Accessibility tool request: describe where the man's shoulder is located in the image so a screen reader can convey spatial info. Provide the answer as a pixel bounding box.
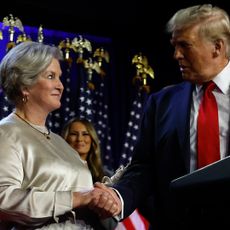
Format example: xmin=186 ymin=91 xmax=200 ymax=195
xmin=151 ymin=81 xmax=191 ymax=97
xmin=161 ymin=81 xmax=190 ymax=92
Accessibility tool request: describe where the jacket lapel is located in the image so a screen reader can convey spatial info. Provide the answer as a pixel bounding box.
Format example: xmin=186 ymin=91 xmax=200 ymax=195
xmin=175 ymin=82 xmax=193 ymax=171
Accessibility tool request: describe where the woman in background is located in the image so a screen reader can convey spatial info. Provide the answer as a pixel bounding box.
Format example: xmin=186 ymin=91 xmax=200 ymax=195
xmin=61 ymin=117 xmax=117 ymax=229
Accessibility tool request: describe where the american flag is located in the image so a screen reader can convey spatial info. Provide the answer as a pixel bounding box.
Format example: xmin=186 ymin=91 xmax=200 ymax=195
xmin=0 ymin=33 xmax=15 ymax=118
xmin=77 ymin=68 xmax=95 ymax=122
xmin=116 ymin=90 xmax=150 ymax=230
xmin=119 ymin=91 xmax=148 ymax=167
xmin=60 ymin=62 xmax=77 ymax=123
xmin=0 ymin=90 xmax=13 ymax=118
xmin=116 ymin=209 xmax=150 ymax=230
xmin=77 ymin=65 xmax=114 ymax=170
xmin=93 ymin=81 xmax=113 ymax=170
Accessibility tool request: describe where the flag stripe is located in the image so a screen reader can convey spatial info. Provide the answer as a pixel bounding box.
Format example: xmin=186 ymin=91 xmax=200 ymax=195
xmin=115 ymin=209 xmax=149 ymax=230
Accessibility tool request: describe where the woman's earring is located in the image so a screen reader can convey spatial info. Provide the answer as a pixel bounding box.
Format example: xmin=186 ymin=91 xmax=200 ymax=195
xmin=22 ymin=95 xmax=28 ymax=103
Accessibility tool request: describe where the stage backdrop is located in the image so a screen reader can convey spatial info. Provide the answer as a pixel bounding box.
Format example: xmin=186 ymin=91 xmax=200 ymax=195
xmin=0 ymin=20 xmax=154 ymax=172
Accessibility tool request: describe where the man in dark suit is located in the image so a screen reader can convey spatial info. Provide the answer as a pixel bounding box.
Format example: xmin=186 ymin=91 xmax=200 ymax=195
xmin=94 ymin=4 xmax=230 ymax=229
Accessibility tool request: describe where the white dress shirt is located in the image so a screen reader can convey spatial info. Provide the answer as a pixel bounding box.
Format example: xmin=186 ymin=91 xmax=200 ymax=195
xmin=190 ymin=61 xmax=230 ymax=172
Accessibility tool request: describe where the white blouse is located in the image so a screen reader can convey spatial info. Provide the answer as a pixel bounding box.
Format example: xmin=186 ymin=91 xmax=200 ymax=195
xmin=0 ymin=113 xmax=93 ymax=228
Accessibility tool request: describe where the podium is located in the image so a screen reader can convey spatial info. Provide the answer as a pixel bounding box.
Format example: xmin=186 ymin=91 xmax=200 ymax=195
xmin=170 ymin=156 xmax=230 ymax=228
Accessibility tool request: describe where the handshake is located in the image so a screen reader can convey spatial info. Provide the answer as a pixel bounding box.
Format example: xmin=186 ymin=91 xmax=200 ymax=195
xmin=73 ymin=164 xmax=129 ymax=219
xmin=89 ymin=182 xmax=122 ymax=219
xmin=90 ymin=164 xmax=130 ymax=218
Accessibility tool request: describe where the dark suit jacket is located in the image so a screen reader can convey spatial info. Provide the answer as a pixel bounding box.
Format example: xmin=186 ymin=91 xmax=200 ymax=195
xmin=113 ymin=81 xmax=192 ymax=227
xmin=114 ymin=81 xmax=228 ymax=229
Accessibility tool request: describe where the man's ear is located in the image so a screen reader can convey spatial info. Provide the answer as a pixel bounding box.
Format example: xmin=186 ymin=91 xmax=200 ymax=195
xmin=213 ymin=39 xmax=224 ymax=57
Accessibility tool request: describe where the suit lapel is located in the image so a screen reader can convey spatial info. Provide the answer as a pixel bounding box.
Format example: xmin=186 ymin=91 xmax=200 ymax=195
xmin=175 ymin=82 xmax=193 ymax=171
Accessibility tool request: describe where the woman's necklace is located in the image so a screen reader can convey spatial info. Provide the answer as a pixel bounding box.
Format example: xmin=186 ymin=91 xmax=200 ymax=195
xmin=14 ymin=113 xmax=51 ymax=140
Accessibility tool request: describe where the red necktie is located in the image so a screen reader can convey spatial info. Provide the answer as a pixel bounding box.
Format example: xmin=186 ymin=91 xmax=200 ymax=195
xmin=197 ymin=81 xmax=220 ymax=168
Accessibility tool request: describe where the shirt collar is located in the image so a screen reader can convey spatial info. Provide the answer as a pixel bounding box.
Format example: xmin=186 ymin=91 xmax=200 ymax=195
xmin=213 ymin=60 xmax=230 ymax=95
xmin=195 ymin=61 xmax=230 ymax=95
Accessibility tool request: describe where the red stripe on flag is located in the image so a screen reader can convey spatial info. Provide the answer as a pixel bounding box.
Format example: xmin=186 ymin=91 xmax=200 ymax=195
xmin=115 ymin=209 xmax=150 ymax=230
xmin=121 ymin=215 xmax=136 ymax=230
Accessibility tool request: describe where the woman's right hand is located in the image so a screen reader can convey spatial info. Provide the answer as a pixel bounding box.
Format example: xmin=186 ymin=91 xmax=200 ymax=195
xmin=72 ymin=185 xmax=121 ymax=218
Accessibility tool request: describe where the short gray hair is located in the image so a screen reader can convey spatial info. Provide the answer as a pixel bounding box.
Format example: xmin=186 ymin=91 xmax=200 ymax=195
xmin=0 ymin=41 xmax=63 ymax=104
xmin=166 ymin=4 xmax=230 ymax=57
